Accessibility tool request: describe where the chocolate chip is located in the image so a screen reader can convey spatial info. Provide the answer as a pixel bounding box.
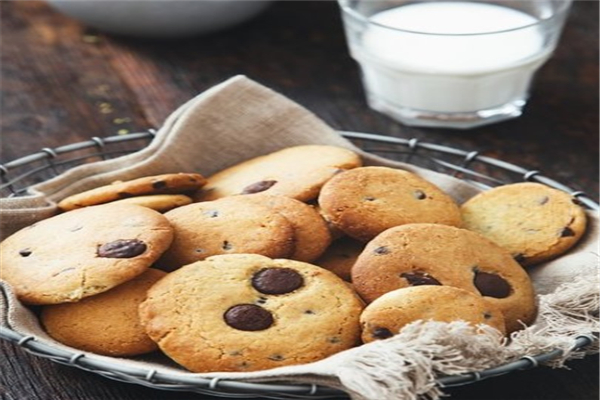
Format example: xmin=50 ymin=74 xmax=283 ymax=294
xmin=222 ymin=241 xmax=233 ymax=250
xmin=483 ymin=312 xmax=492 ymax=319
xmin=97 ymin=239 xmax=147 ymax=258
xmin=224 ymin=304 xmax=274 ymax=331
xmin=152 ymin=180 xmax=167 ymax=189
xmin=195 ymin=248 xmax=204 ymax=253
xmin=473 ymin=270 xmax=511 ymax=298
xmin=413 ymin=190 xmax=426 ymax=200
xmin=304 ymin=310 xmax=315 ymax=314
xmin=572 ymin=198 xmax=583 ymax=206
xmin=117 ymin=192 xmax=134 ymax=198
xmin=364 ymin=196 xmax=376 ymax=201
xmin=513 ymin=253 xmax=526 ymax=263
xmin=240 ymin=180 xmax=277 ymax=194
xmin=256 ymin=297 xmax=268 ymax=305
xmin=372 ymin=327 xmax=393 ymax=339
xmin=19 ymin=249 xmax=32 ymax=257
xmin=401 ymin=271 xmax=441 ymax=286
xmin=538 ymin=196 xmax=549 ymax=205
xmin=560 ymin=227 xmax=575 ymax=237
xmin=252 ymin=268 xmax=304 ymax=295
xmin=373 ymin=246 xmax=390 ymax=255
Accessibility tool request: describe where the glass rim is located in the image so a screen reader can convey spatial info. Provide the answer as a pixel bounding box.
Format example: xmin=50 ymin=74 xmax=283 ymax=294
xmin=337 ymin=0 xmax=573 ymax=37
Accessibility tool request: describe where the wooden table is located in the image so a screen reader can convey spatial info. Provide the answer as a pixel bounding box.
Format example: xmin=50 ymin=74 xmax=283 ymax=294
xmin=1 ymin=2 xmax=598 ymax=400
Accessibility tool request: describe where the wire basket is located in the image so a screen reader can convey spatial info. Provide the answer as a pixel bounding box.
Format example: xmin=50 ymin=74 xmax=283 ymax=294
xmin=0 ymin=131 xmax=597 ymax=399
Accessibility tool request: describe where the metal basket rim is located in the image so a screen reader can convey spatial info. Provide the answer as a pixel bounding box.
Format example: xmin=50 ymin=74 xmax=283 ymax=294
xmin=0 ymin=130 xmax=597 ymax=399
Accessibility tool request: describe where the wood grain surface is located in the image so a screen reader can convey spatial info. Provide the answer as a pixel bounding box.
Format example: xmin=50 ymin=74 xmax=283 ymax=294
xmin=0 ymin=1 xmax=598 ymax=400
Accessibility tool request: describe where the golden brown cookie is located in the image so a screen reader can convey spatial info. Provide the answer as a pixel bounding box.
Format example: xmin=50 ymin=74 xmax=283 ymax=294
xmin=318 ymin=166 xmax=462 ymax=242
xmin=196 ymin=145 xmax=362 ymax=202
xmin=360 ymin=286 xmax=506 ymax=343
xmin=461 ymin=182 xmax=587 ymax=266
xmin=242 ymin=194 xmax=332 ymax=262
xmin=58 ymin=173 xmax=206 ymax=211
xmin=139 ymin=254 xmax=364 ymax=372
xmin=159 ymin=197 xmax=295 ymax=270
xmin=352 ymin=223 xmax=536 ymax=333
xmin=41 ymin=269 xmax=166 ymax=356
xmin=314 ymin=237 xmax=365 ymax=282
xmin=108 ymin=194 xmax=193 ymax=212
xmin=0 ymin=204 xmax=173 ymax=305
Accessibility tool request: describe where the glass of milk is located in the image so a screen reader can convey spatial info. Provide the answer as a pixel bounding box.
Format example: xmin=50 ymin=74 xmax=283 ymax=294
xmin=338 ymin=0 xmax=572 ymax=129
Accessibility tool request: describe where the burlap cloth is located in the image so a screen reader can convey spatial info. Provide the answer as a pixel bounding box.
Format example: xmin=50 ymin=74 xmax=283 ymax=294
xmin=1 ymin=76 xmax=598 ymax=400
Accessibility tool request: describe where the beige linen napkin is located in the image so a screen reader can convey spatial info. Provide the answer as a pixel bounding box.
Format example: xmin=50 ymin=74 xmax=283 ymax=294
xmin=1 ymin=76 xmax=598 ymax=400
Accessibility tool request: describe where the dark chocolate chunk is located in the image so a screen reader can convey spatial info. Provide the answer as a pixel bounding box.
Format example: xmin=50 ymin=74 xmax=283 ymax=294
xmin=97 ymin=239 xmax=147 ymax=258
xmin=304 ymin=310 xmax=315 ymax=314
xmin=473 ymin=270 xmax=511 ymax=298
xmin=241 ymin=180 xmax=277 ymax=194
xmin=373 ymin=246 xmax=390 ymax=255
xmin=152 ymin=180 xmax=167 ymax=189
xmin=413 ymin=190 xmax=426 ymax=200
xmin=560 ymin=227 xmax=575 ymax=237
xmin=401 ymin=271 xmax=441 ymax=286
xmin=222 ymin=241 xmax=233 ymax=250
xmin=372 ymin=327 xmax=393 ymax=339
xmin=252 ymin=268 xmax=304 ymax=295
xmin=224 ymin=304 xmax=274 ymax=331
xmin=19 ymin=249 xmax=32 ymax=257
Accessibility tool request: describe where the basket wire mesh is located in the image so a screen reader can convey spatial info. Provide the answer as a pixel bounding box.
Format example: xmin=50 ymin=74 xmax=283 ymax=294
xmin=0 ymin=130 xmax=597 ymax=399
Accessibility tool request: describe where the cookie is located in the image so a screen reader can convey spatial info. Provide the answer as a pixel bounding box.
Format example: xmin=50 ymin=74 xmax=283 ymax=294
xmin=315 ymin=237 xmax=365 ymax=281
xmin=159 ymin=197 xmax=295 ymax=270
xmin=318 ymin=166 xmax=462 ymax=242
xmin=41 ymin=268 xmax=166 ymax=356
xmin=0 ymin=203 xmax=173 ymax=305
xmin=108 ymin=194 xmax=192 ymax=212
xmin=139 ymin=254 xmax=364 ymax=372
xmin=242 ymin=194 xmax=332 ymax=262
xmin=196 ymin=145 xmax=362 ymax=202
xmin=58 ymin=173 xmax=206 ymax=211
xmin=352 ymin=223 xmax=536 ymax=333
xmin=461 ymin=182 xmax=587 ymax=266
xmin=360 ymin=286 xmax=506 ymax=343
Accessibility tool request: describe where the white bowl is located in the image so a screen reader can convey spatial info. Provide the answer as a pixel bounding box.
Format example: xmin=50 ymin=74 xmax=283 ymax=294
xmin=47 ymin=0 xmax=272 ymax=38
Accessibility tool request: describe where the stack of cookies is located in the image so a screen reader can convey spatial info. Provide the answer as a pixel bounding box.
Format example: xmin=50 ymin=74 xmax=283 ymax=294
xmin=0 ymin=145 xmax=587 ymax=373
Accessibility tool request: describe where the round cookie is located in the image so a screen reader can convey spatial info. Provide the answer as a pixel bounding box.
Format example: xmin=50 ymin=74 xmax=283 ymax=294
xmin=461 ymin=182 xmax=587 ymax=266
xmin=242 ymin=194 xmax=332 ymax=262
xmin=196 ymin=145 xmax=362 ymax=202
xmin=318 ymin=166 xmax=462 ymax=242
xmin=107 ymin=194 xmax=193 ymax=212
xmin=360 ymin=286 xmax=506 ymax=343
xmin=41 ymin=268 xmax=166 ymax=356
xmin=0 ymin=203 xmax=173 ymax=305
xmin=315 ymin=237 xmax=365 ymax=282
xmin=159 ymin=197 xmax=295 ymax=270
xmin=351 ymin=223 xmax=536 ymax=333
xmin=139 ymin=254 xmax=364 ymax=372
xmin=58 ymin=173 xmax=206 ymax=211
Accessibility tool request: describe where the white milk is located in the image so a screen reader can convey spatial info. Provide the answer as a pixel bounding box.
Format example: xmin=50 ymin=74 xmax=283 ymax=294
xmin=352 ymin=2 xmax=551 ymax=120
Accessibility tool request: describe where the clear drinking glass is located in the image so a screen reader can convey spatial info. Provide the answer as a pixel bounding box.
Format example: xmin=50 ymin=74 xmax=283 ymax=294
xmin=338 ymin=0 xmax=573 ymax=129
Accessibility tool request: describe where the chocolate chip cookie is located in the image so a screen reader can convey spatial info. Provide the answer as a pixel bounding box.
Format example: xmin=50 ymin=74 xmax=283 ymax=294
xmin=159 ymin=197 xmax=296 ymax=270
xmin=0 ymin=203 xmax=173 ymax=305
xmin=315 ymin=237 xmax=365 ymax=282
xmin=242 ymin=194 xmax=332 ymax=262
xmin=58 ymin=173 xmax=206 ymax=211
xmin=360 ymin=285 xmax=506 ymax=343
xmin=461 ymin=182 xmax=587 ymax=266
xmin=41 ymin=268 xmax=166 ymax=356
xmin=352 ymin=223 xmax=536 ymax=333
xmin=196 ymin=145 xmax=362 ymax=202
xmin=318 ymin=167 xmax=462 ymax=242
xmin=139 ymin=254 xmax=364 ymax=372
